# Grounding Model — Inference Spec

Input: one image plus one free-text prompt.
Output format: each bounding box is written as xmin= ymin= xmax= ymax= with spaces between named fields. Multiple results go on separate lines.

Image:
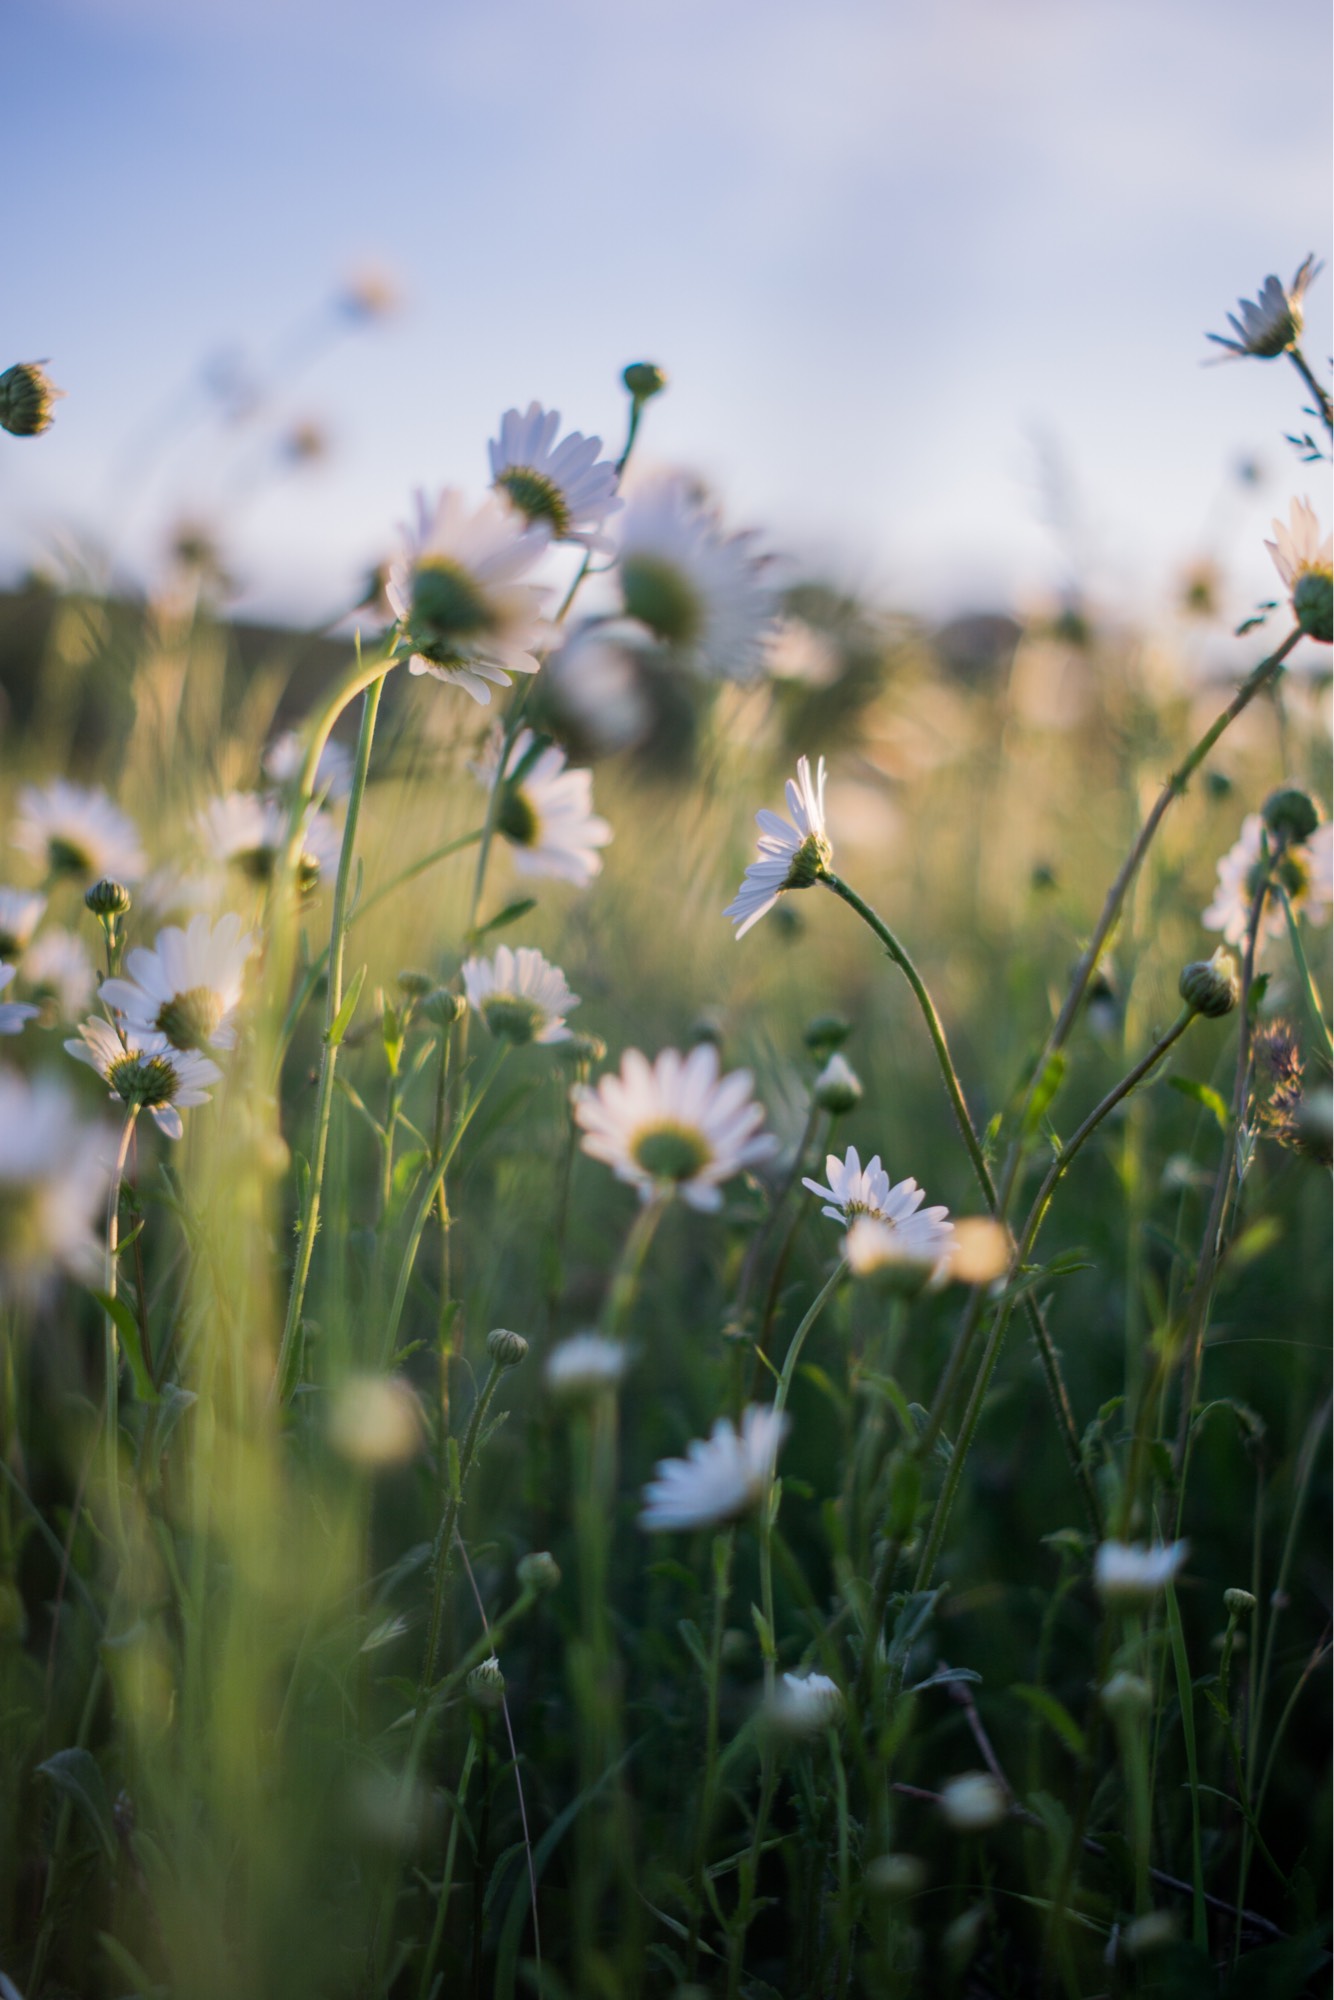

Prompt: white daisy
xmin=488 ymin=402 xmax=622 ymax=550
xmin=1203 ymin=814 xmax=1333 ymax=948
xmin=473 ymin=727 xmax=612 ymax=887
xmin=0 ymin=964 xmax=39 ymax=1036
xmin=13 ymin=780 xmax=145 ymax=884
xmin=0 ymin=1068 xmax=113 ymax=1302
xmin=573 ymin=1043 xmax=778 ymax=1213
xmin=639 ymin=1404 xmax=789 ymax=1532
xmin=1093 ymin=1540 xmax=1189 ymax=1605
xmin=1207 ymin=255 xmax=1322 ymax=360
xmin=803 ymin=1145 xmax=949 ymax=1240
xmin=196 ymin=790 xmax=342 ymax=889
xmin=386 ymin=487 xmax=554 ymax=705
xmin=939 ymin=1773 xmax=1008 ymax=1833
xmin=768 ymin=1670 xmax=845 ymax=1738
xmin=100 ymin=911 xmax=255 ymax=1053
xmin=543 ymin=617 xmax=654 ymax=752
xmin=844 ymin=1209 xmax=958 ymax=1291
xmin=263 ymin=731 xmax=355 ymax=804
xmin=1265 ymin=498 xmax=1332 ymax=643
xmin=65 ymin=1017 xmax=221 ymax=1140
xmin=616 ymin=475 xmax=777 ymax=681
xmin=544 ymin=1332 xmax=631 ymax=1398
xmin=0 ymin=888 xmax=47 ymax=958
xmin=460 ymin=944 xmax=579 ymax=1045
xmin=724 ymin=755 xmax=832 ymax=939
xmin=18 ymin=928 xmax=97 ymax=1021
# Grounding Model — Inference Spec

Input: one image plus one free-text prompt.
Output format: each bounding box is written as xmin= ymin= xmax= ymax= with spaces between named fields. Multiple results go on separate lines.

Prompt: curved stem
xmin=1286 ymin=344 xmax=1334 ymax=432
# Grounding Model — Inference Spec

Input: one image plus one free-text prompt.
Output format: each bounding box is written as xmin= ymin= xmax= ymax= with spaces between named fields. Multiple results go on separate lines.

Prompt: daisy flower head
xmin=461 ymin=944 xmax=579 ymax=1044
xmin=100 ymin=911 xmax=255 ymax=1053
xmin=1207 ymin=255 xmax=1322 ymax=360
xmin=639 ymin=1404 xmax=789 ymax=1532
xmin=1265 ymin=498 xmax=1332 ymax=643
xmin=1202 ymin=810 xmax=1333 ymax=949
xmin=844 ymin=1209 xmax=958 ymax=1294
xmin=543 ymin=617 xmax=654 ymax=753
xmin=488 ymin=403 xmax=622 ymax=550
xmin=1094 ymin=1539 xmax=1189 ymax=1606
xmin=65 ymin=1018 xmax=221 ymax=1140
xmin=0 ymin=888 xmax=46 ymax=959
xmin=473 ymin=727 xmax=612 ymax=887
xmin=615 ymin=474 xmax=778 ymax=681
xmin=386 ymin=487 xmax=554 ymax=705
xmin=196 ymin=791 xmax=341 ymax=892
xmin=0 ymin=1068 xmax=112 ymax=1303
xmin=768 ymin=1670 xmax=844 ymax=1739
xmin=573 ymin=1043 xmax=778 ymax=1212
xmin=544 ymin=1332 xmax=631 ymax=1399
xmin=724 ymin=755 xmax=831 ymax=939
xmin=803 ymin=1145 xmax=915 ymax=1226
xmin=20 ymin=928 xmax=97 ymax=1021
xmin=0 ymin=964 xmax=39 ymax=1036
xmin=13 ymin=780 xmax=145 ymax=885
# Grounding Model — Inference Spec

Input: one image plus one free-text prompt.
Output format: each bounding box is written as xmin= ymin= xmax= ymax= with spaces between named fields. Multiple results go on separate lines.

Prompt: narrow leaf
xmin=325 ymin=963 xmax=368 ymax=1047
xmin=93 ymin=1290 xmax=158 ymax=1406
xmin=38 ymin=1748 xmax=117 ymax=1862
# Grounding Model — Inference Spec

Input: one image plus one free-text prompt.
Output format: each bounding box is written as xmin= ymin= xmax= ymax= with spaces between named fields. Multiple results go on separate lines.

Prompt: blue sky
xmin=3 ymin=0 xmax=1330 ymax=632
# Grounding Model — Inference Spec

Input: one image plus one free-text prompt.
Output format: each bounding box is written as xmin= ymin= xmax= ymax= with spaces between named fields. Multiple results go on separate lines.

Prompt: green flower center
xmin=0 ymin=928 xmax=21 ymax=958
xmin=1247 ymin=847 xmax=1311 ymax=908
xmin=632 ymin=1123 xmax=711 ymax=1182
xmin=481 ymin=995 xmax=542 ymax=1043
xmin=781 ymin=831 xmax=833 ymax=892
xmin=497 ymin=786 xmax=540 ymax=847
xmin=495 ymin=467 xmax=570 ymax=536
xmin=620 ymin=555 xmax=703 ymax=647
xmin=47 ymin=836 xmax=94 ymax=878
xmin=109 ymin=1053 xmax=178 ymax=1109
xmin=155 ymin=986 xmax=225 ymax=1052
xmin=233 ymin=845 xmax=276 ymax=884
xmin=410 ymin=558 xmax=496 ymax=649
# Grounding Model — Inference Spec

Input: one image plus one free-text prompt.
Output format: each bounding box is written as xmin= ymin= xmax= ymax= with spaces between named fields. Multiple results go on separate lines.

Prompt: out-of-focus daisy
xmin=543 ymin=617 xmax=654 ymax=752
xmin=488 ymin=403 xmax=622 ymax=550
xmin=0 ymin=888 xmax=46 ymax=958
xmin=844 ymin=1209 xmax=957 ymax=1292
xmin=65 ymin=1018 xmax=221 ymax=1140
xmin=1265 ymin=498 xmax=1332 ymax=644
xmin=461 ymin=944 xmax=578 ymax=1044
xmin=0 ymin=964 xmax=39 ymax=1035
xmin=0 ymin=1068 xmax=112 ymax=1302
xmin=263 ymin=731 xmax=355 ymax=804
xmin=20 ymin=929 xmax=97 ymax=1021
xmin=939 ymin=1773 xmax=1008 ymax=1833
xmin=100 ymin=911 xmax=254 ymax=1053
xmin=639 ymin=1405 xmax=789 ymax=1531
xmin=1203 ymin=812 xmax=1333 ymax=948
xmin=386 ymin=487 xmax=553 ymax=705
xmin=767 ymin=1670 xmax=844 ymax=1738
xmin=196 ymin=791 xmax=342 ymax=889
xmin=14 ymin=780 xmax=145 ymax=884
xmin=473 ymin=727 xmax=612 ymax=886
xmin=326 ymin=1373 xmax=424 ymax=1467
xmin=1207 ymin=256 xmax=1322 ymax=360
xmin=765 ymin=615 xmax=840 ymax=687
xmin=812 ymin=1051 xmax=862 ymax=1115
xmin=616 ymin=475 xmax=777 ymax=681
xmin=1094 ymin=1540 xmax=1188 ymax=1605
xmin=544 ymin=1332 xmax=630 ymax=1397
xmin=573 ymin=1043 xmax=777 ymax=1212
xmin=724 ymin=755 xmax=831 ymax=939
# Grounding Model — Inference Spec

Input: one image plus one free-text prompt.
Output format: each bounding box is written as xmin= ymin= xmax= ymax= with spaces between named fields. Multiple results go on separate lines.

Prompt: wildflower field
xmin=0 ymin=265 xmax=1330 ymax=2000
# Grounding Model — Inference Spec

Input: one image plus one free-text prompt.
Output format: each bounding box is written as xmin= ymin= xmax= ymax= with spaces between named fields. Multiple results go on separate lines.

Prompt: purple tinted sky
xmin=4 ymin=0 xmax=1330 ymax=631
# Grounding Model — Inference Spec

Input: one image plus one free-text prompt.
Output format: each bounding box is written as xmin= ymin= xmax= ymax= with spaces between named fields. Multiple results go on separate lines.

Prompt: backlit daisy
xmin=20 ymin=928 xmax=97 ymax=1021
xmin=1094 ymin=1540 xmax=1189 ymax=1605
xmin=0 ymin=1068 xmax=112 ymax=1302
xmin=724 ymin=755 xmax=831 ymax=938
xmin=1203 ymin=813 xmax=1333 ymax=948
xmin=488 ymin=402 xmax=622 ymax=550
xmin=639 ymin=1404 xmax=789 ymax=1531
xmin=196 ymin=790 xmax=341 ymax=889
xmin=65 ymin=1017 xmax=221 ymax=1140
xmin=461 ymin=944 xmax=579 ymax=1044
xmin=386 ymin=487 xmax=553 ymax=705
xmin=844 ymin=1210 xmax=958 ymax=1291
xmin=1265 ymin=498 xmax=1332 ymax=643
xmin=13 ymin=780 xmax=145 ymax=884
xmin=473 ymin=727 xmax=612 ymax=886
xmin=100 ymin=911 xmax=255 ymax=1053
xmin=616 ymin=475 xmax=777 ymax=681
xmin=544 ymin=1332 xmax=630 ymax=1398
xmin=573 ymin=1043 xmax=777 ymax=1212
xmin=803 ymin=1144 xmax=948 ymax=1236
xmin=0 ymin=964 xmax=39 ymax=1035
xmin=0 ymin=888 xmax=46 ymax=958
xmin=1207 ymin=255 xmax=1322 ymax=360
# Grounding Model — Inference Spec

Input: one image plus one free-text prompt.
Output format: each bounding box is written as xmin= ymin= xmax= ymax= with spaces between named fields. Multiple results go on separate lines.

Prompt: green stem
xmin=602 ymin=1194 xmax=668 ymax=1339
xmin=419 ymin=1360 xmax=504 ymax=1694
xmin=275 ymin=670 xmax=386 ymax=1402
xmin=418 ymin=1730 xmax=479 ymax=2000
xmin=102 ymin=1108 xmax=139 ymax=1547
xmin=687 ymin=1529 xmax=735 ymax=1980
xmin=1275 ymin=883 xmax=1334 ymax=1060
xmin=1286 ymin=343 xmax=1334 ymax=431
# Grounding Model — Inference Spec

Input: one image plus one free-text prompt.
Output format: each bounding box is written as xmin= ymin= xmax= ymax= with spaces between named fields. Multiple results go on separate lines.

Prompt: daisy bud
xmin=0 ymin=361 xmax=62 ymax=437
xmin=1179 ymin=949 xmax=1240 ymax=1019
xmin=767 ymin=1669 xmax=844 ymax=1739
xmin=516 ymin=1550 xmax=561 ymax=1595
xmin=1100 ymin=1671 xmax=1153 ymax=1720
xmin=939 ymin=1772 xmax=1006 ymax=1833
xmin=1261 ymin=785 xmax=1321 ymax=848
xmin=466 ymin=1655 xmax=505 ymax=1710
xmin=422 ymin=988 xmax=467 ymax=1028
xmin=813 ymin=1052 xmax=862 ymax=1115
xmin=396 ymin=969 xmax=434 ymax=999
xmin=622 ymin=360 xmax=667 ymax=402
xmin=486 ymin=1326 xmax=528 ymax=1369
xmin=1292 ymin=569 xmax=1333 ymax=643
xmin=559 ymin=1032 xmax=607 ymax=1068
xmin=85 ymin=878 xmax=132 ymax=919
xmin=803 ymin=1012 xmax=851 ymax=1056
xmin=864 ymin=1853 xmax=926 ymax=1899
xmin=1224 ymin=1587 xmax=1257 ymax=1616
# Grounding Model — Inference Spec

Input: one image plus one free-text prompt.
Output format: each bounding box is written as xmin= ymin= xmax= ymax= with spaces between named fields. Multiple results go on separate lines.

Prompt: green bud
xmin=1179 ymin=948 xmax=1240 ymax=1019
xmin=690 ymin=1012 xmax=724 ymax=1048
xmin=516 ymin=1550 xmax=561 ymax=1595
xmin=803 ymin=1012 xmax=851 ymax=1056
xmin=1292 ymin=569 xmax=1332 ymax=644
xmin=85 ymin=878 xmax=132 ymax=919
xmin=1224 ymin=1587 xmax=1257 ymax=1616
xmin=813 ymin=1052 xmax=862 ymax=1115
xmin=422 ymin=988 xmax=467 ymax=1028
xmin=1205 ymin=770 xmax=1233 ymax=800
xmin=0 ymin=362 xmax=62 ymax=437
xmin=1100 ymin=1671 xmax=1153 ymax=1720
xmin=466 ymin=1655 xmax=505 ymax=1709
xmin=486 ymin=1327 xmax=528 ymax=1370
xmin=1261 ymin=785 xmax=1321 ymax=847
xmin=557 ymin=1032 xmax=607 ymax=1069
xmin=864 ymin=1853 xmax=926 ymax=1899
xmin=396 ymin=969 xmax=433 ymax=999
xmin=622 ymin=361 xmax=667 ymax=402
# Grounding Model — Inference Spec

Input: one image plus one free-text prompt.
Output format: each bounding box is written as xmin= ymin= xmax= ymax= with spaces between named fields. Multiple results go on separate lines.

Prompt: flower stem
xmin=274 ymin=669 xmax=386 ymax=1403
xmin=1286 ymin=343 xmax=1334 ymax=432
xmin=1275 ymin=883 xmax=1334 ymax=1060
xmin=101 ymin=1107 xmax=139 ymax=1546
xmin=687 ymin=1528 xmax=735 ymax=1979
